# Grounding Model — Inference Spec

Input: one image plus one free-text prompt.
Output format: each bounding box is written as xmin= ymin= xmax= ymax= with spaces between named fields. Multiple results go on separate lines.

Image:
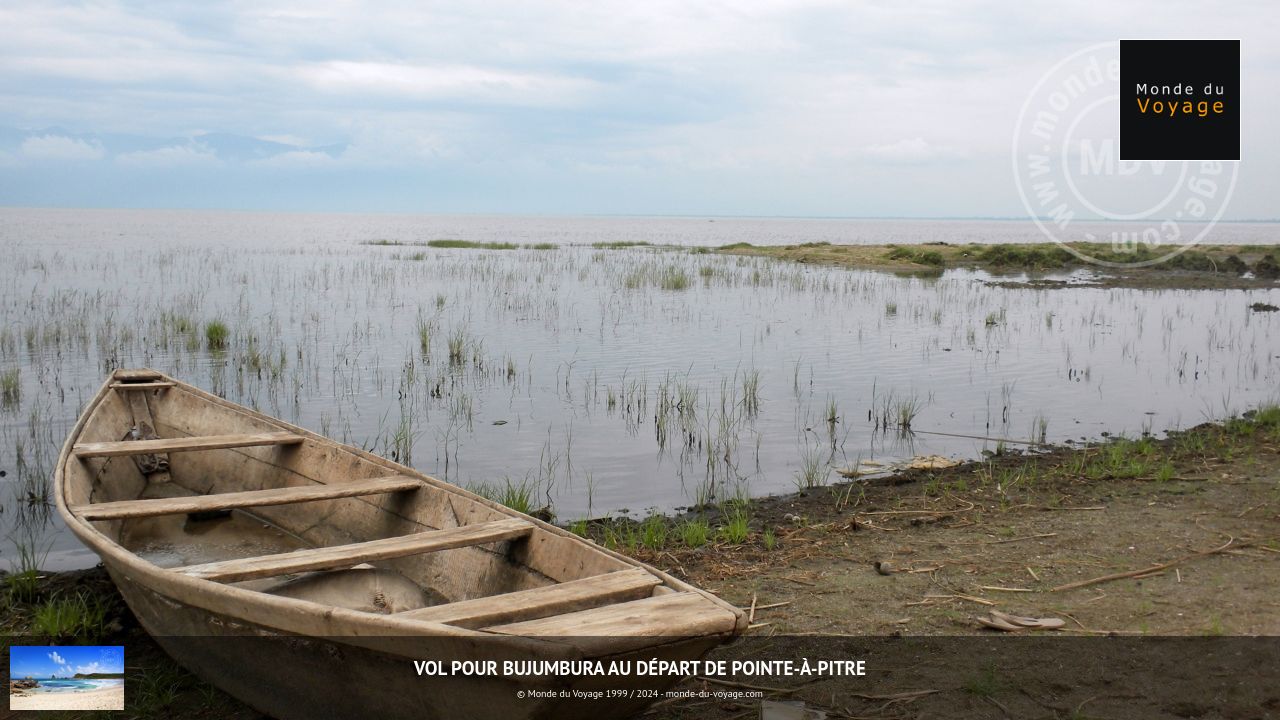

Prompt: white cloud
xmin=74 ymin=661 xmax=109 ymax=675
xmin=335 ymin=121 xmax=463 ymax=166
xmin=248 ymin=150 xmax=335 ymax=168
xmin=48 ymin=651 xmax=65 ymax=664
xmin=256 ymin=133 xmax=308 ymax=146
xmin=115 ymin=144 xmax=220 ymax=168
xmin=0 ymin=1 xmax=1277 ymax=215
xmin=292 ymin=61 xmax=598 ymax=107
xmin=21 ymin=134 xmax=104 ymax=161
xmin=860 ymin=137 xmax=967 ymax=164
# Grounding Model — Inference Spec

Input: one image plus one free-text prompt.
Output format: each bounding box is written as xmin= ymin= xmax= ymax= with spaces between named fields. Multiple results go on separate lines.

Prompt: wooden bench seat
xmin=398 ymin=568 xmax=661 ymax=628
xmin=73 ymin=432 xmax=303 ymax=458
xmin=176 ymin=518 xmax=534 ymax=583
xmin=482 ymin=592 xmax=739 ymax=653
xmin=72 ymin=475 xmax=423 ymax=520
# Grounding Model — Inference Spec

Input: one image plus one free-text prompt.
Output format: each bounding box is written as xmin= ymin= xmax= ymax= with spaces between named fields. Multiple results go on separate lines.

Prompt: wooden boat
xmin=56 ymin=369 xmax=745 ymax=719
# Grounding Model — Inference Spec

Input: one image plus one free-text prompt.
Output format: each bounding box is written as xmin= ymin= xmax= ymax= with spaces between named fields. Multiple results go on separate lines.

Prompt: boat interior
xmin=63 ymin=370 xmax=740 ymax=640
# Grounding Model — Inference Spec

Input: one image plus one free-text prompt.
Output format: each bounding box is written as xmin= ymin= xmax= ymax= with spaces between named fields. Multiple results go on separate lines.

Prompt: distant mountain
xmin=73 ymin=673 xmax=125 ymax=679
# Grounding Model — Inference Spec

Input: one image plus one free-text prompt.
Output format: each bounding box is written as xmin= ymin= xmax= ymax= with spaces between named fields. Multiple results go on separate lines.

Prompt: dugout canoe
xmin=55 ymin=369 xmax=746 ymax=719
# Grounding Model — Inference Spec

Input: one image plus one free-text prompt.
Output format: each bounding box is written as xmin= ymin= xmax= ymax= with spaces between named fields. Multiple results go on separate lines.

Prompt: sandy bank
xmin=9 ymin=684 xmax=125 ymax=711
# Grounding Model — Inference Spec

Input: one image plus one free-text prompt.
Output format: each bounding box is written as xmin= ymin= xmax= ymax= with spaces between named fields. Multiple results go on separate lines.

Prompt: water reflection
xmin=1 ymin=209 xmax=1277 ymax=569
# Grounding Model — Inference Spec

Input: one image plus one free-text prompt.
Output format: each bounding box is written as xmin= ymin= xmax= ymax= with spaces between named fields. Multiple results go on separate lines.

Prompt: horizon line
xmin=2 ymin=206 xmax=1278 ymax=224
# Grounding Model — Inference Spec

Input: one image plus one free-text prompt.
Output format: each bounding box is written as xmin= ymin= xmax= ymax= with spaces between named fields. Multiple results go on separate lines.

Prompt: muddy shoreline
xmin=4 ymin=409 xmax=1277 ymax=718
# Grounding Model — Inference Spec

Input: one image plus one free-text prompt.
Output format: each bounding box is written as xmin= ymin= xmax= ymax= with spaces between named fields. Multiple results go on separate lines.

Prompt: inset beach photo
xmin=8 ymin=646 xmax=125 ymax=711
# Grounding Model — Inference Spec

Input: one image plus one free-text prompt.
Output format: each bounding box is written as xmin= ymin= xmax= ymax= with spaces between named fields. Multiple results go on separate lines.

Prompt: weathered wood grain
xmin=398 ymin=568 xmax=660 ymax=628
xmin=73 ymin=475 xmax=423 ymax=519
xmin=177 ymin=518 xmax=534 ymax=583
xmin=74 ymin=431 xmax=303 ymax=458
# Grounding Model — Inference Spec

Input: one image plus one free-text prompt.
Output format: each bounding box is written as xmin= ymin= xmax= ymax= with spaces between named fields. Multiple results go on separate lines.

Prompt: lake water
xmin=1 ymin=208 xmax=1277 ymax=569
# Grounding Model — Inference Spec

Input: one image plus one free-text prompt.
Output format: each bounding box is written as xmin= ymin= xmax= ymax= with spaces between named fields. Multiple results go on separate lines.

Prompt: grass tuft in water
xmin=794 ymin=443 xmax=829 ymax=489
xmin=426 ymin=239 xmax=519 ymax=250
xmin=204 ymin=320 xmax=229 ymax=349
xmin=591 ymin=241 xmax=652 ymax=249
xmin=659 ymin=267 xmax=691 ymax=291
xmin=447 ymin=328 xmax=467 ymax=365
xmin=470 ymin=478 xmax=537 ymax=515
xmin=1 ymin=367 xmax=19 ymax=408
xmin=6 ymin=529 xmax=52 ymax=604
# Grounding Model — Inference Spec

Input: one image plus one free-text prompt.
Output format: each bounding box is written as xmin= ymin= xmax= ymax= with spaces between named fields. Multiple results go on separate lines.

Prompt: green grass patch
xmin=962 ymin=664 xmax=1007 ymax=697
xmin=1255 ymin=253 xmax=1280 ymax=279
xmin=677 ymin=517 xmax=710 ymax=548
xmin=885 ymin=246 xmax=945 ymax=267
xmin=659 ymin=267 xmax=691 ymax=290
xmin=204 ymin=320 xmax=229 ymax=349
xmin=590 ymin=241 xmax=652 ymax=249
xmin=133 ymin=663 xmax=191 ymax=717
xmin=31 ymin=592 xmax=111 ymax=641
xmin=794 ymin=444 xmax=829 ymax=489
xmin=5 ymin=570 xmax=40 ymax=604
xmin=1225 ymin=404 xmax=1280 ymax=437
xmin=1084 ymin=436 xmax=1158 ymax=480
xmin=1 ymin=367 xmax=19 ymax=407
xmin=639 ymin=515 xmax=669 ymax=551
xmin=469 ymin=478 xmax=537 ymax=515
xmin=978 ymin=244 xmax=1074 ymax=269
xmin=426 ymin=239 xmax=519 ymax=250
xmin=718 ymin=502 xmax=751 ymax=544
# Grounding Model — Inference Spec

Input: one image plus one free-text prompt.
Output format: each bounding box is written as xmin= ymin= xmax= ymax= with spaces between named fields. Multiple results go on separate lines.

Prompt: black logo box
xmin=1120 ymin=39 xmax=1239 ymax=161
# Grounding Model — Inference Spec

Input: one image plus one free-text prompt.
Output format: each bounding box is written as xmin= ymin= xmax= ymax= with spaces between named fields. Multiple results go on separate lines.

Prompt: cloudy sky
xmin=9 ymin=645 xmax=124 ymax=678
xmin=1 ymin=1 xmax=1277 ymax=217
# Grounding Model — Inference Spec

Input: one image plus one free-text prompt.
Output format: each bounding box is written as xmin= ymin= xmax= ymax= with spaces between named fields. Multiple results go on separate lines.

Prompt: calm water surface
xmin=1 ymin=209 xmax=1277 ymax=568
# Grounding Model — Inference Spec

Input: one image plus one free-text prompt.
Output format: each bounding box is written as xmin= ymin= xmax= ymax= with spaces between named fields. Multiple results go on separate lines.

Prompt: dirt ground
xmin=632 ymin=416 xmax=1280 ymax=719
xmin=4 ymin=415 xmax=1278 ymax=719
xmin=655 ymin=434 xmax=1280 ymax=638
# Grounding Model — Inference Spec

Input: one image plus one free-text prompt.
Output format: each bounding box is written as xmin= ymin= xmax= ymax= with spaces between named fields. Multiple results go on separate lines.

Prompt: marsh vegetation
xmin=1 ymin=210 xmax=1277 ymax=569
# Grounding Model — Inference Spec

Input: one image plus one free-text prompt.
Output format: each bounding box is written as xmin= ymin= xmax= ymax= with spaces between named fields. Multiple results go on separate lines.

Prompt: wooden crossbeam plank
xmin=176 ymin=518 xmax=534 ymax=583
xmin=482 ymin=593 xmax=738 ymax=642
xmin=114 ymin=369 xmax=163 ymax=382
xmin=72 ymin=475 xmax=424 ymax=520
xmin=398 ymin=568 xmax=661 ymax=628
xmin=73 ymin=432 xmax=303 ymax=458
xmin=110 ymin=381 xmax=176 ymax=389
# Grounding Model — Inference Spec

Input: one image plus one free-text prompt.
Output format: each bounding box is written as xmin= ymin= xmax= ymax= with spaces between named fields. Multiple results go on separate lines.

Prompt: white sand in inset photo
xmin=9 ymin=685 xmax=125 ymax=711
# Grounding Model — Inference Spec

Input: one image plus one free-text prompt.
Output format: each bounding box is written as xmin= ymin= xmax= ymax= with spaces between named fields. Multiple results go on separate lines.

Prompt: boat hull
xmin=109 ymin=562 xmax=722 ymax=720
xmin=57 ymin=371 xmax=742 ymax=720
